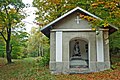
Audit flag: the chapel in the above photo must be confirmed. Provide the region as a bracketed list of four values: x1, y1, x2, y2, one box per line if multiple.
[41, 7, 118, 74]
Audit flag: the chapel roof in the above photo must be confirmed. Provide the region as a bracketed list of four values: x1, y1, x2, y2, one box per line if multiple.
[41, 7, 118, 38]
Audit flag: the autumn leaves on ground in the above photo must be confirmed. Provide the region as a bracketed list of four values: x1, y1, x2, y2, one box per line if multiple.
[0, 57, 120, 80]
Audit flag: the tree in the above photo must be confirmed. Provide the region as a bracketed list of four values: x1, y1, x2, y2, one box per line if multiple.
[0, 0, 25, 63]
[89, 0, 120, 27]
[28, 27, 49, 57]
[110, 31, 120, 55]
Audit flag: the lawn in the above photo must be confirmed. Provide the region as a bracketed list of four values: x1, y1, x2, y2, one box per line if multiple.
[0, 56, 120, 80]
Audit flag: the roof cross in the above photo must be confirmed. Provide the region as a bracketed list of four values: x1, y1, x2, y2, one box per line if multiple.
[75, 16, 82, 24]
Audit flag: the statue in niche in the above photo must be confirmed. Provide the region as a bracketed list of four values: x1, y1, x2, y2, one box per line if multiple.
[73, 40, 81, 57]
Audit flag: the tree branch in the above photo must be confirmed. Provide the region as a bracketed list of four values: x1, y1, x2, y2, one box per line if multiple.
[0, 32, 7, 42]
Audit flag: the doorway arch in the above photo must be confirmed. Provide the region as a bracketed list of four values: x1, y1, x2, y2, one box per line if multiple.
[69, 37, 89, 68]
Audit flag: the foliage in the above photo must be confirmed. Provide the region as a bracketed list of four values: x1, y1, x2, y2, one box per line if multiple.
[0, 23, 29, 59]
[89, 0, 120, 27]
[0, 0, 26, 29]
[11, 23, 29, 59]
[28, 27, 49, 57]
[110, 31, 120, 55]
[37, 53, 50, 67]
[80, 14, 109, 29]
[28, 27, 50, 66]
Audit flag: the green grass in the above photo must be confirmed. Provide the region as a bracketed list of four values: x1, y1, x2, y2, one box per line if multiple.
[0, 58, 56, 80]
[0, 56, 120, 80]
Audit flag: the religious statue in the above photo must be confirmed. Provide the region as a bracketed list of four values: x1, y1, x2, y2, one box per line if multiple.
[73, 41, 81, 56]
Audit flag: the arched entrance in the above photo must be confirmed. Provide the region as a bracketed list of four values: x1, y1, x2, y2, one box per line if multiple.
[69, 38, 89, 68]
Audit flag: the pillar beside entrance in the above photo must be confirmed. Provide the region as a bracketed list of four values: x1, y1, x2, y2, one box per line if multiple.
[55, 31, 63, 73]
[56, 31, 62, 62]
[103, 31, 110, 70]
[89, 33, 97, 72]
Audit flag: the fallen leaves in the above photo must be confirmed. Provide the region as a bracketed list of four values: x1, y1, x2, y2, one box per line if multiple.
[1, 57, 120, 80]
[55, 70, 120, 80]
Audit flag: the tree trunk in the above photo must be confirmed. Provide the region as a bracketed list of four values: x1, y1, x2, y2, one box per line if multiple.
[6, 27, 12, 64]
[40, 44, 42, 57]
[6, 42, 12, 63]
[0, 31, 12, 63]
[42, 45, 44, 56]
[38, 46, 40, 56]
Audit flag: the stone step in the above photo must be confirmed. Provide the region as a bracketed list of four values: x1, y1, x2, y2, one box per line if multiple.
[70, 65, 88, 68]
[70, 60, 88, 66]
[69, 68, 91, 74]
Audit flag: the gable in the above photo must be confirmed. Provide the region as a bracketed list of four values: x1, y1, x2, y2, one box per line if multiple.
[41, 7, 118, 38]
[53, 11, 91, 29]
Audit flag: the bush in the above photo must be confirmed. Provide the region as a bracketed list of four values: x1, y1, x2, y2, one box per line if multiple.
[0, 52, 5, 58]
[38, 53, 50, 67]
[11, 52, 23, 59]
[22, 54, 28, 58]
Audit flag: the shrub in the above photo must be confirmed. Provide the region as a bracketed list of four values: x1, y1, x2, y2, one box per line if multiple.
[0, 52, 5, 58]
[11, 52, 23, 59]
[38, 53, 50, 67]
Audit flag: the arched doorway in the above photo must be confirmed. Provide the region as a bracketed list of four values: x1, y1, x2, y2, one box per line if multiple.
[69, 38, 89, 68]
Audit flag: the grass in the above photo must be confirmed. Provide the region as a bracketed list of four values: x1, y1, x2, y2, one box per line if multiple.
[0, 56, 120, 80]
[0, 57, 56, 80]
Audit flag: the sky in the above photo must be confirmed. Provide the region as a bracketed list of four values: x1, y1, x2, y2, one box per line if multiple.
[22, 0, 37, 33]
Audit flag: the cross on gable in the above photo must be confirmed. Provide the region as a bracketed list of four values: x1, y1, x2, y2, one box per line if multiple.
[75, 16, 82, 24]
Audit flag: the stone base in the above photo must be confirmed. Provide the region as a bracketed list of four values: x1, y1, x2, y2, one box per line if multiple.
[70, 59, 88, 68]
[70, 56, 88, 68]
[96, 61, 110, 72]
[89, 61, 110, 72]
[49, 61, 56, 71]
[50, 61, 69, 74]
[89, 61, 97, 72]
[69, 68, 91, 74]
[49, 61, 111, 74]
